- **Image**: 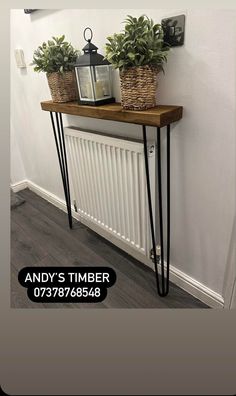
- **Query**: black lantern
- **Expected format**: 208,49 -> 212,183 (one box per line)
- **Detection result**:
75,28 -> 115,106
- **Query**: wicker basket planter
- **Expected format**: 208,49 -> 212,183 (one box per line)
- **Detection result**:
47,71 -> 77,103
120,65 -> 159,111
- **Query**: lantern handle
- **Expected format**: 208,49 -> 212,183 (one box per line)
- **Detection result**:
83,27 -> 93,43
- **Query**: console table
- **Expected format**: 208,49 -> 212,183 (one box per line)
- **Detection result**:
41,101 -> 183,297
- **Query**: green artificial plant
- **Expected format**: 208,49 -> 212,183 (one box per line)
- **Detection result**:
32,35 -> 79,73
105,15 -> 170,71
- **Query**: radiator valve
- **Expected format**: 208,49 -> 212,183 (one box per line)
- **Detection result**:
150,245 -> 161,263
73,200 -> 78,213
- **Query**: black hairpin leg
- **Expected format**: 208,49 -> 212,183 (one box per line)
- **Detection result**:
143,124 -> 170,297
50,112 -> 73,229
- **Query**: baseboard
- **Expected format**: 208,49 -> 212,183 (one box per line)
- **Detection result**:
17,179 -> 224,309
11,180 -> 28,192
168,265 -> 224,309
27,180 -> 66,212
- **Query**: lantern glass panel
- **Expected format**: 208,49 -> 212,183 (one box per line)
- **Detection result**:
75,66 -> 95,101
92,65 -> 112,100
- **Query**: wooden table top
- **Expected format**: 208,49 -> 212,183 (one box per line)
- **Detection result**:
41,101 -> 183,128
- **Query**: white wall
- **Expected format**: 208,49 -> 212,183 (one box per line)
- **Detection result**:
10,9 -> 236,302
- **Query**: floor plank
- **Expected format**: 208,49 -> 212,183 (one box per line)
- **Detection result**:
11,189 -> 209,309
11,219 -> 47,270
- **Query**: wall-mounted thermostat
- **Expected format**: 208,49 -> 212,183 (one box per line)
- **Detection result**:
14,49 -> 26,68
161,15 -> 185,47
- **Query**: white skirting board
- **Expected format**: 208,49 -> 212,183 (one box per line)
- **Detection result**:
10,179 -> 225,309
11,180 -> 28,192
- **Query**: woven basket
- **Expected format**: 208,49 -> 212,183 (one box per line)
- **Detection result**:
120,65 -> 159,111
47,71 -> 77,103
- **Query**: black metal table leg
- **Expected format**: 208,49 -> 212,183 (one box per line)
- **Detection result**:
166,124 -> 171,295
143,124 -> 171,296
143,125 -> 161,295
157,126 -> 165,294
50,111 -> 73,229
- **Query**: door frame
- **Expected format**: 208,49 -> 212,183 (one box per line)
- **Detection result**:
223,215 -> 236,309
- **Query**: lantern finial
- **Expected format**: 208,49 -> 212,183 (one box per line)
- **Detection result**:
83,27 -> 93,43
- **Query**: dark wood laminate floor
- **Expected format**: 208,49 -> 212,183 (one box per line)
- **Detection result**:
11,189 -> 209,309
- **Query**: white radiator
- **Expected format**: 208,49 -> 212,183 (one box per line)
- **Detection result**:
64,127 -> 156,262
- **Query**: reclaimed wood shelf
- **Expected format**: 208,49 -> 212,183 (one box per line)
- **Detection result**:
41,100 -> 183,128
